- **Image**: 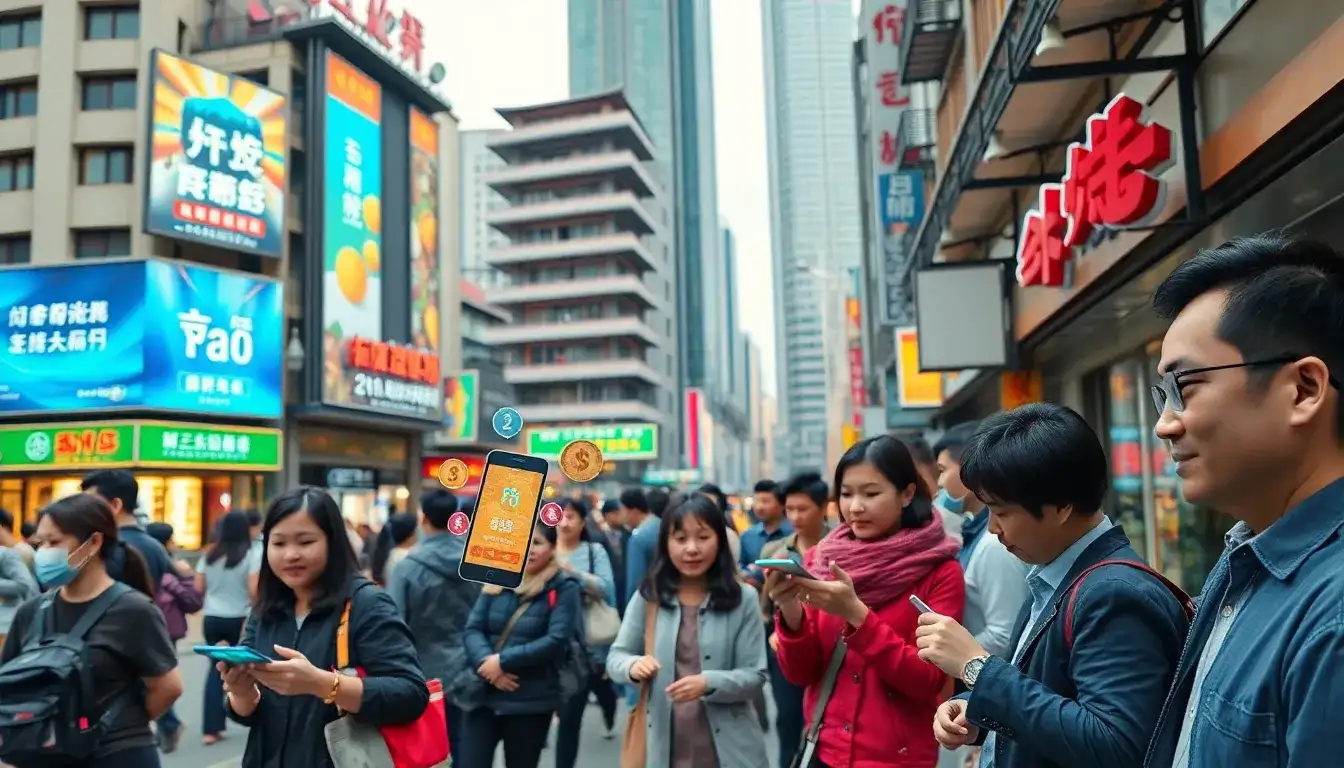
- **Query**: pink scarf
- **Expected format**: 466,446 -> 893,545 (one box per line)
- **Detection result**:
803,507 -> 960,608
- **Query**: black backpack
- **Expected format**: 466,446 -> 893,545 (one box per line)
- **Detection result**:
0,582 -> 137,763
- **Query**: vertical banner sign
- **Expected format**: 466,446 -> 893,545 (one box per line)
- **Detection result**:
895,327 -> 943,408
864,0 -> 914,325
144,50 -> 287,257
845,298 -> 867,429
408,108 -> 441,353
878,172 -> 925,325
684,388 -> 703,470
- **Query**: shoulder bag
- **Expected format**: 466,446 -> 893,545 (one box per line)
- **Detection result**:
580,543 -> 621,646
788,637 -> 848,768
324,594 -> 450,768
620,599 -> 659,768
444,594 -> 538,708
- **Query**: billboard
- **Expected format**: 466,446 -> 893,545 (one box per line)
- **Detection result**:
877,171 -> 925,325
525,424 -> 659,461
409,108 -> 441,352
0,260 -> 284,417
0,420 -> 282,472
442,370 -> 479,441
895,327 -> 943,408
144,49 -> 287,257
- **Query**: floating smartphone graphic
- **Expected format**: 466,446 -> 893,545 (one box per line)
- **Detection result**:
909,594 -> 934,614
457,449 -> 549,589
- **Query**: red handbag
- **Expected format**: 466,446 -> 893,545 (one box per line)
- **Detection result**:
336,599 -> 450,768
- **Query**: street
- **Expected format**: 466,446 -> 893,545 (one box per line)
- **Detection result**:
164,652 -> 782,767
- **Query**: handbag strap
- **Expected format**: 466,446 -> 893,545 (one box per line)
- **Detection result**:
493,596 -> 539,653
802,637 -> 848,743
336,599 -> 353,670
641,599 -> 656,657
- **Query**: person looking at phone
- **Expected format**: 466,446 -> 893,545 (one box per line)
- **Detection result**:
917,404 -> 1190,768
607,494 -> 769,767
740,480 -> 790,587
222,487 -> 429,767
0,494 -> 182,768
195,510 -> 261,746
766,436 -> 964,768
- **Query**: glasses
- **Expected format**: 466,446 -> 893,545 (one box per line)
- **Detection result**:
1150,357 -> 1298,416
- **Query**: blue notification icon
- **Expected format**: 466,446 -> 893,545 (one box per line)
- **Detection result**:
492,407 -> 523,440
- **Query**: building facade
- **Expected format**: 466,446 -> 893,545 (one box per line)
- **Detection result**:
0,0 -> 461,543
762,0 -> 866,475
458,128 -> 508,284
480,91 -> 677,486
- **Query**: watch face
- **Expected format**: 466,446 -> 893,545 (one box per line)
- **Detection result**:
964,658 -> 984,686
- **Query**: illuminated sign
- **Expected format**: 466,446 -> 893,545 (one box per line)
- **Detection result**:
308,0 -> 437,82
1017,94 -> 1174,288
846,298 -> 867,428
340,336 -> 441,418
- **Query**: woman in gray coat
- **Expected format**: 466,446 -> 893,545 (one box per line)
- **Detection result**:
607,495 -> 768,768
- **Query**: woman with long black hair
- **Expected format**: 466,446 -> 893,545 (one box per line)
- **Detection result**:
369,513 -> 418,585
196,509 -> 261,746
222,487 -> 428,766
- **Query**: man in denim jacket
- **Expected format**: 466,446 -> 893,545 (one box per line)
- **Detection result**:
1143,235 -> 1344,767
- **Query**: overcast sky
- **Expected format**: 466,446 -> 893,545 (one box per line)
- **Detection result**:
410,0 -> 780,395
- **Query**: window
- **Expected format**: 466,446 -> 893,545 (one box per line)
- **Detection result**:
0,82 -> 37,120
0,153 -> 33,192
0,13 -> 41,50
81,75 -> 137,110
0,234 -> 30,264
85,5 -> 139,40
74,229 -> 131,259
80,146 -> 133,185
237,69 -> 269,87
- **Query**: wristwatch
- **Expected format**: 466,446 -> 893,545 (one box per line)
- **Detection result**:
961,655 -> 991,689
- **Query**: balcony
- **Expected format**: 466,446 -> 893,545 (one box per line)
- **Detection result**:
485,150 -> 661,198
517,400 -> 667,425
480,316 -> 664,347
896,108 -> 936,169
485,233 -> 658,272
487,275 -> 659,309
488,111 -> 655,164
505,359 -> 666,387
487,191 -> 661,236
902,0 -> 963,84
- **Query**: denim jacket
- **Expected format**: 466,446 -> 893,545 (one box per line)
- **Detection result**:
1144,477 -> 1344,767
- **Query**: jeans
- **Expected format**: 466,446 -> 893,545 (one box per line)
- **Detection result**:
555,666 -> 619,768
156,706 -> 180,738
769,643 -> 805,768
457,709 -> 552,768
201,615 -> 246,736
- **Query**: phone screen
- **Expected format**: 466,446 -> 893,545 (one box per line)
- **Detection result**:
463,461 -> 545,573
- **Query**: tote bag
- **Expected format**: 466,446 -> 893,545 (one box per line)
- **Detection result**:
620,600 -> 658,768
323,598 -> 450,768
581,544 -> 621,646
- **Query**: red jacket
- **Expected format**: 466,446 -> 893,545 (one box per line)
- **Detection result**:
775,559 -> 965,768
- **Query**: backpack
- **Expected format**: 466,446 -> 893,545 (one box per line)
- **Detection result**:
547,586 -> 591,701
1062,559 -> 1196,649
0,582 -> 138,762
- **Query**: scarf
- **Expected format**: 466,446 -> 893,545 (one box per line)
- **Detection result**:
482,560 -> 560,600
958,510 -> 991,569
804,506 -> 960,608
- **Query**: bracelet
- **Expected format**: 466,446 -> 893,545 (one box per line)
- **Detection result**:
322,671 -> 341,705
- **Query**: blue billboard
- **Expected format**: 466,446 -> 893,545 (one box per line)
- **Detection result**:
877,171 -> 926,326
0,260 -> 283,418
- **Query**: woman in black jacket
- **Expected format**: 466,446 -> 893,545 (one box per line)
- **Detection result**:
459,523 -> 581,768
221,487 -> 429,767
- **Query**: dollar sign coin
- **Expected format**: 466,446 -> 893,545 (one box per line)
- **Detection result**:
438,458 -> 469,490
560,439 -> 603,483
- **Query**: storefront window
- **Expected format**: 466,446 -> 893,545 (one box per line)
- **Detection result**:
1105,360 -> 1149,557
334,484 -> 410,530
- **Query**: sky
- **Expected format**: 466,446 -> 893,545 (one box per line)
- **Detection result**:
411,0 -> 779,395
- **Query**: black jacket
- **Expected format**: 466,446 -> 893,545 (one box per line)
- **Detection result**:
227,578 -> 429,768
387,532 -> 482,686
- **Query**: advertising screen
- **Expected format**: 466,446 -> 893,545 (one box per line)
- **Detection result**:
524,424 -> 659,461
463,462 -> 545,572
409,108 -> 441,352
442,370 -> 478,441
0,261 -> 283,417
144,49 -> 288,258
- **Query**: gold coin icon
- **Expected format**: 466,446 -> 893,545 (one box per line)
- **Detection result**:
438,458 -> 469,490
559,440 -> 604,483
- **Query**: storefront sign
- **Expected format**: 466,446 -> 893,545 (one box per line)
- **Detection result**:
641,468 -> 703,487
144,50 -> 288,257
895,328 -> 943,408
0,420 -> 281,472
324,466 -> 378,489
308,0 -> 432,82
442,370 -> 479,441
340,336 -> 441,415
0,260 -> 284,417
525,424 -> 659,461
845,297 -> 867,428
1017,94 -> 1174,288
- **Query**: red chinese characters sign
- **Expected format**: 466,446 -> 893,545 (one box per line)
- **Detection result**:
309,0 -> 427,75
338,336 -> 442,420
868,2 -> 911,173
845,298 -> 867,427
1016,94 -> 1174,288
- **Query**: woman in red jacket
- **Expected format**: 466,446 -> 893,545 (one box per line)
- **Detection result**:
767,435 -> 966,768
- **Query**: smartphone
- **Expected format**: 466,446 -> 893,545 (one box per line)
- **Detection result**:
457,449 -> 549,589
192,645 -> 275,665
909,594 -> 934,614
754,556 -> 815,579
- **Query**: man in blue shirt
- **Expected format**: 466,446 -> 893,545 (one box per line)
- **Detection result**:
739,479 -> 790,585
916,403 -> 1190,768
1142,235 -> 1344,767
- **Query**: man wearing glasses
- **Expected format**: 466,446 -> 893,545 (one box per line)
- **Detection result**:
1144,235 -> 1344,767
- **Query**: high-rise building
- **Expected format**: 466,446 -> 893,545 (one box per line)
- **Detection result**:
458,129 -> 509,285
480,91 -> 678,481
762,0 -> 866,474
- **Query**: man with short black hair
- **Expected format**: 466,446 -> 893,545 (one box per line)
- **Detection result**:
917,403 -> 1190,768
739,479 -> 790,583
621,487 -> 656,608
1142,235 -> 1344,767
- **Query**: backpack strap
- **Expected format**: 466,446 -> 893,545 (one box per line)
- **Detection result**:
1063,559 -> 1195,649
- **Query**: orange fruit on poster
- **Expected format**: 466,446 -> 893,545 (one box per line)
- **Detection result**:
362,239 -> 381,273
423,304 -> 439,348
335,246 -> 367,304
362,195 -> 381,234
418,210 -> 437,254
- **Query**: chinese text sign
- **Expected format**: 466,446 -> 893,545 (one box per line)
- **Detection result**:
846,298 -> 867,425
878,171 -> 925,325
144,50 -> 287,258
409,108 -> 441,355
865,0 -> 914,327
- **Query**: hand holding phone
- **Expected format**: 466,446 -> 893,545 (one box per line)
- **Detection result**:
193,645 -> 275,666
909,594 -> 934,614
755,557 -> 815,579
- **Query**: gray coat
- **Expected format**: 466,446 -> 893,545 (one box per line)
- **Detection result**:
607,585 -> 769,768
0,547 -> 37,635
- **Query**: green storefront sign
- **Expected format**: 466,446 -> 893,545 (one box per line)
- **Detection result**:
0,421 -> 282,472
526,423 -> 659,460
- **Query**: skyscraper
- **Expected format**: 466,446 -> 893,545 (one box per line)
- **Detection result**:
762,0 -> 865,474
458,129 -> 508,285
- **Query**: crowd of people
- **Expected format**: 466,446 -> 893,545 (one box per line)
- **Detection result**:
0,234 -> 1341,768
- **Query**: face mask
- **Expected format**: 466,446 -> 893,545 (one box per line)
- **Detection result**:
934,489 -> 966,516
34,540 -> 94,588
